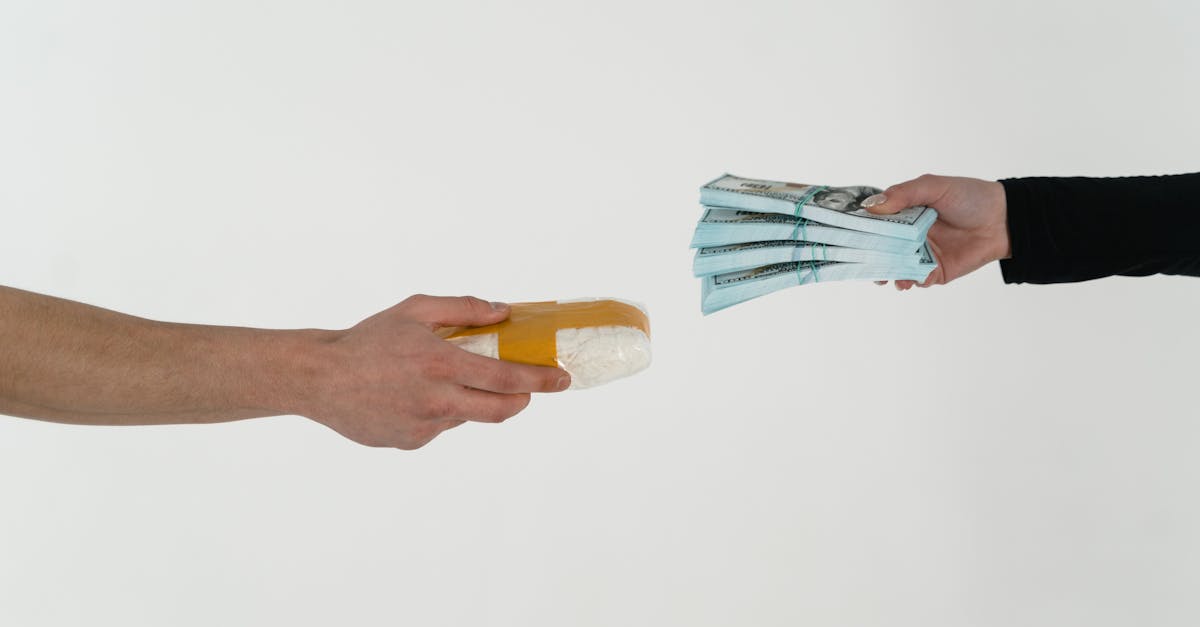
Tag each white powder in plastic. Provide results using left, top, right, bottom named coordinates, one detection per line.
left=446, top=326, right=651, bottom=390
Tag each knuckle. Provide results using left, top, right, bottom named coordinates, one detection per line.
left=418, top=424, right=444, bottom=443
left=916, top=173, right=941, bottom=187
left=360, top=434, right=396, bottom=449
left=395, top=294, right=432, bottom=316
left=396, top=424, right=440, bottom=449
left=393, top=437, right=426, bottom=451
left=510, top=393, right=532, bottom=414
left=486, top=394, right=531, bottom=423
left=459, top=295, right=490, bottom=315
left=424, top=398, right=455, bottom=419
left=419, top=353, right=454, bottom=380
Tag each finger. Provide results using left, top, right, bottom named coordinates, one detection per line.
left=448, top=348, right=571, bottom=393
left=874, top=280, right=888, bottom=286
left=895, top=280, right=916, bottom=290
left=442, top=388, right=533, bottom=424
left=921, top=241, right=944, bottom=287
left=861, top=173, right=952, bottom=215
left=399, top=294, right=510, bottom=329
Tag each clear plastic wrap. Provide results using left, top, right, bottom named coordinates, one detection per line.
left=440, top=298, right=651, bottom=390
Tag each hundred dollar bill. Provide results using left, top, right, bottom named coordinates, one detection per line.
left=690, top=208, right=923, bottom=254
left=700, top=173, right=937, bottom=240
left=693, top=241, right=932, bottom=277
left=700, top=247, right=937, bottom=315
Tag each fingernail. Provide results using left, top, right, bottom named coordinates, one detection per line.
left=556, top=375, right=571, bottom=391
left=489, top=301, right=508, bottom=311
left=862, top=193, right=887, bottom=208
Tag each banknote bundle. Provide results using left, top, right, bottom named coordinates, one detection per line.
left=691, top=174, right=939, bottom=314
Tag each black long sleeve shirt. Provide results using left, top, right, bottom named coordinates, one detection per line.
left=999, top=173, right=1200, bottom=284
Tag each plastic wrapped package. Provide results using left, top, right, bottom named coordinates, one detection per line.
left=441, top=299, right=651, bottom=389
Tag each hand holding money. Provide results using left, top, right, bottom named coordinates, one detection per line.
left=691, top=174, right=941, bottom=313
left=863, top=174, right=1010, bottom=290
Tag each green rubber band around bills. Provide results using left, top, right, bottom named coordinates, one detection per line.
left=790, top=185, right=827, bottom=241
left=796, top=242, right=829, bottom=285
left=790, top=186, right=826, bottom=285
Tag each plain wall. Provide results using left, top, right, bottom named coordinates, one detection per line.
left=2, top=1, right=1199, bottom=625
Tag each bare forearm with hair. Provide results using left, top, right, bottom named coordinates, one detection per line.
left=0, top=286, right=323, bottom=425
left=0, top=287, right=569, bottom=448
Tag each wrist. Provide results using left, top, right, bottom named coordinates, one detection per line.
left=990, top=180, right=1012, bottom=261
left=229, top=327, right=342, bottom=418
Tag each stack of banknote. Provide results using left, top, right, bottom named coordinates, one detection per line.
left=692, top=174, right=939, bottom=314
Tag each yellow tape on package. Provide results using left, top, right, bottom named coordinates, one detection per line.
left=442, top=298, right=651, bottom=389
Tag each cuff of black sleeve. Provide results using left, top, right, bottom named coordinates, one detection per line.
left=998, top=178, right=1035, bottom=284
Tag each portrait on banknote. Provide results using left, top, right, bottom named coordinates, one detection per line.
left=754, top=181, right=881, bottom=214
left=810, top=186, right=880, bottom=213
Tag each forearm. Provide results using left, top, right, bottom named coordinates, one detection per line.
left=1000, top=173, right=1200, bottom=284
left=0, top=286, right=329, bottom=426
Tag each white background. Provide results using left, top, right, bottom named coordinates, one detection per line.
left=2, top=1, right=1200, bottom=625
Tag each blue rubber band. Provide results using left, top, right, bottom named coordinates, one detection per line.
left=790, top=186, right=827, bottom=284
left=790, top=185, right=827, bottom=241
left=794, top=242, right=831, bottom=285
left=813, top=242, right=827, bottom=282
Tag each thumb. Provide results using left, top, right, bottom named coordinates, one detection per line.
left=398, top=294, right=511, bottom=328
left=862, top=174, right=951, bottom=215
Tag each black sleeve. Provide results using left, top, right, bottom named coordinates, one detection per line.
left=998, top=173, right=1200, bottom=284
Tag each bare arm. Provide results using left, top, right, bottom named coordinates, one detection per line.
left=0, top=287, right=569, bottom=448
